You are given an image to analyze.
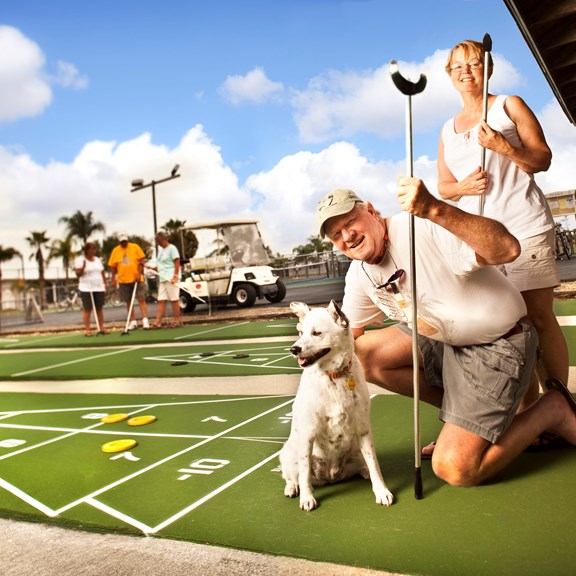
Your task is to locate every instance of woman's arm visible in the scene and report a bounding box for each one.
[437,133,488,201]
[74,259,86,278]
[478,95,552,174]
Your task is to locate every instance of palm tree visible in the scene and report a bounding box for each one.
[161,219,198,259]
[293,235,333,255]
[58,210,105,247]
[49,236,75,285]
[0,245,21,310]
[26,231,51,308]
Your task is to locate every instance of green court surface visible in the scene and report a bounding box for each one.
[0,312,574,381]
[0,308,575,574]
[0,341,302,381]
[0,318,300,350]
[0,392,574,576]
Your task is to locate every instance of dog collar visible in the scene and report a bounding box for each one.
[325,360,356,390]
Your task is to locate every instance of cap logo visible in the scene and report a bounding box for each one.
[318,194,335,211]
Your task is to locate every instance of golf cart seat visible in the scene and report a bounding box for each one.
[187,256,230,281]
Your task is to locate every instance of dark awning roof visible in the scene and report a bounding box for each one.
[503,0,576,125]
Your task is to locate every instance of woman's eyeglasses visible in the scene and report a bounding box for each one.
[450,59,483,74]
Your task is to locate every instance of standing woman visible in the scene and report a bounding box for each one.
[147,231,181,328]
[437,39,568,405]
[74,241,108,336]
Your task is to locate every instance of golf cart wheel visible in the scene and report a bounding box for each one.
[232,283,257,308]
[179,290,197,313]
[264,280,287,303]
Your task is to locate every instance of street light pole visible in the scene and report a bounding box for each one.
[131,164,181,249]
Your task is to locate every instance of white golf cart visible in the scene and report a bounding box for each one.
[177,220,286,313]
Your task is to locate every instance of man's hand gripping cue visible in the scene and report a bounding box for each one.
[396,176,520,266]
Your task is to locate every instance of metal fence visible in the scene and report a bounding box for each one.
[271,251,351,281]
[0,251,350,332]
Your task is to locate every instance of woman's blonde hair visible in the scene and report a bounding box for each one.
[445,39,493,74]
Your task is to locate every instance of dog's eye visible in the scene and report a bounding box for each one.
[312,330,322,336]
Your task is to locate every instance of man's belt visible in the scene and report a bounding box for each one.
[501,322,523,340]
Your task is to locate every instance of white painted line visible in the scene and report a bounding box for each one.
[0,420,113,461]
[150,449,282,534]
[0,404,154,462]
[0,394,293,417]
[86,497,153,534]
[54,398,294,515]
[11,347,134,377]
[174,321,250,341]
[0,422,210,440]
[0,477,58,517]
[3,333,77,349]
[557,315,576,326]
[261,353,294,367]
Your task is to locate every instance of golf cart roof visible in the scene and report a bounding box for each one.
[180,219,260,231]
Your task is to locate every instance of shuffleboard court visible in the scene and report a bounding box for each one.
[0,319,301,350]
[0,341,302,380]
[0,391,574,576]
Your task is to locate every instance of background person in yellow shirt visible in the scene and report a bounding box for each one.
[108,234,150,330]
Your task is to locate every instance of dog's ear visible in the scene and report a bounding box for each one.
[327,300,349,328]
[290,301,311,321]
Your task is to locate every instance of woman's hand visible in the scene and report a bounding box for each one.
[478,121,512,156]
[457,166,488,197]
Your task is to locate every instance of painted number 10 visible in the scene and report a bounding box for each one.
[178,458,230,481]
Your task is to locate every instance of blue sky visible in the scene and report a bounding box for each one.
[2,0,576,277]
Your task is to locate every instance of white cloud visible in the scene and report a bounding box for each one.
[0,25,52,122]
[219,66,284,104]
[52,60,89,90]
[0,125,251,273]
[533,99,576,194]
[291,50,526,144]
[3,38,576,281]
[0,26,89,123]
[245,141,438,254]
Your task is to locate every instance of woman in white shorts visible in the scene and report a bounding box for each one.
[147,232,182,328]
[438,38,568,408]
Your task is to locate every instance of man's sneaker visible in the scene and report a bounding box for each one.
[128,320,138,331]
[142,318,150,330]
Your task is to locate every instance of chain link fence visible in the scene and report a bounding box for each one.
[0,251,350,332]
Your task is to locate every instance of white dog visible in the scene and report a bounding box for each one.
[280,300,393,511]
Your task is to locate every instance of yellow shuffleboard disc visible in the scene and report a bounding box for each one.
[127,415,157,427]
[101,439,137,453]
[100,413,129,424]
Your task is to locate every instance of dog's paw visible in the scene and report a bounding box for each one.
[374,487,394,507]
[299,495,318,512]
[284,482,299,498]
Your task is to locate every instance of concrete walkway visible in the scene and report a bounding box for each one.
[0,515,397,576]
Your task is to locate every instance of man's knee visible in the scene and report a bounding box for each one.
[432,452,481,487]
[355,328,410,366]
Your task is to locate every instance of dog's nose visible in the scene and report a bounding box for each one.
[290,346,301,357]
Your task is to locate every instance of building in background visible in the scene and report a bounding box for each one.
[546,190,576,229]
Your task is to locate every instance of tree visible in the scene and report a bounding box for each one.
[58,210,105,247]
[292,235,333,256]
[160,219,198,259]
[49,236,75,285]
[0,245,21,310]
[26,231,51,308]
